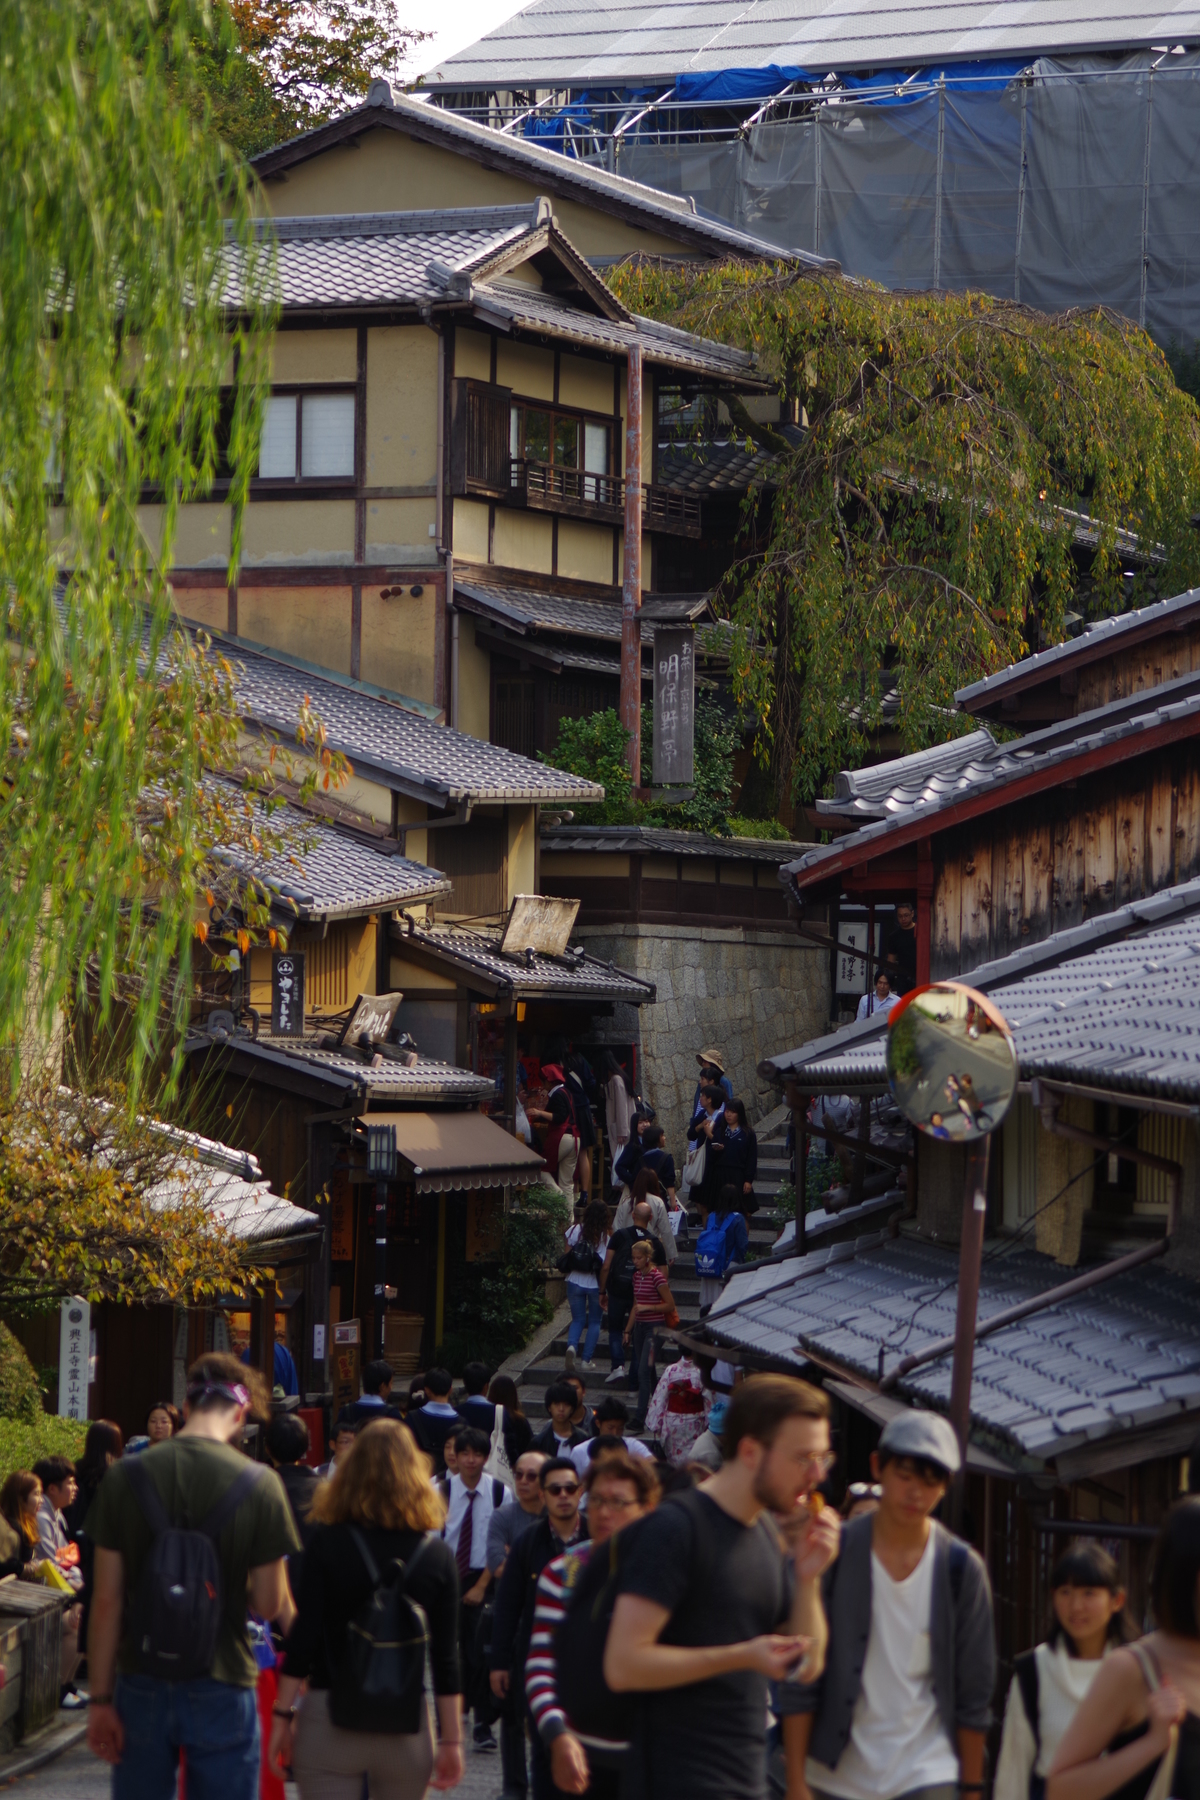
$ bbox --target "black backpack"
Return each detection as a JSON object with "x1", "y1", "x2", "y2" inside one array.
[
  {"x1": 125, "y1": 1453, "x2": 264, "y2": 1681},
  {"x1": 556, "y1": 1515, "x2": 656, "y2": 1742},
  {"x1": 329, "y1": 1529, "x2": 432, "y2": 1734}
]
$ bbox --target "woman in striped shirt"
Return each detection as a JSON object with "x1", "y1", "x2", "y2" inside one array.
[
  {"x1": 525, "y1": 1450, "x2": 661, "y2": 1797},
  {"x1": 623, "y1": 1238, "x2": 677, "y2": 1428}
]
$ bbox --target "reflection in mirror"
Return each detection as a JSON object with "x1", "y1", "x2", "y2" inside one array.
[{"x1": 886, "y1": 983, "x2": 1017, "y2": 1142}]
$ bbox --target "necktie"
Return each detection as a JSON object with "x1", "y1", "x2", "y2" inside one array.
[{"x1": 456, "y1": 1488, "x2": 476, "y2": 1585}]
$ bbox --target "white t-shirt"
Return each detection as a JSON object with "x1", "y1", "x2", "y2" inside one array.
[
  {"x1": 569, "y1": 1435, "x2": 653, "y2": 1477},
  {"x1": 810, "y1": 1535, "x2": 958, "y2": 1800},
  {"x1": 564, "y1": 1223, "x2": 608, "y2": 1291}
]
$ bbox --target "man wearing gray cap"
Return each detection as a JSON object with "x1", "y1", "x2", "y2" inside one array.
[{"x1": 778, "y1": 1410, "x2": 995, "y2": 1800}]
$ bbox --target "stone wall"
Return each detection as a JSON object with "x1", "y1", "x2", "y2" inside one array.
[{"x1": 575, "y1": 922, "x2": 828, "y2": 1154}]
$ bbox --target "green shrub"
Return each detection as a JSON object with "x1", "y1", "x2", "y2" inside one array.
[
  {"x1": 0, "y1": 1322, "x2": 42, "y2": 1423},
  {"x1": 437, "y1": 1184, "x2": 570, "y2": 1371},
  {"x1": 0, "y1": 1414, "x2": 88, "y2": 1479},
  {"x1": 728, "y1": 816, "x2": 791, "y2": 840}
]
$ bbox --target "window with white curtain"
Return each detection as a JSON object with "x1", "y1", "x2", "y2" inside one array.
[
  {"x1": 301, "y1": 393, "x2": 355, "y2": 477},
  {"x1": 257, "y1": 391, "x2": 355, "y2": 480}
]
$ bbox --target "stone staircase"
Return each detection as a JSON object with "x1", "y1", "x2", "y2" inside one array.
[{"x1": 515, "y1": 1103, "x2": 794, "y2": 1437}]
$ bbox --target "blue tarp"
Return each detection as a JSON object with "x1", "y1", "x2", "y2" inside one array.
[{"x1": 670, "y1": 65, "x2": 809, "y2": 104}]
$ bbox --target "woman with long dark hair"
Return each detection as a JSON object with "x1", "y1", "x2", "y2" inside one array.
[
  {"x1": 270, "y1": 1417, "x2": 463, "y2": 1797},
  {"x1": 1049, "y1": 1499, "x2": 1200, "y2": 1800},
  {"x1": 64, "y1": 1418, "x2": 123, "y2": 1647},
  {"x1": 561, "y1": 1199, "x2": 610, "y2": 1373},
  {"x1": 487, "y1": 1373, "x2": 534, "y2": 1463},
  {"x1": 720, "y1": 1098, "x2": 759, "y2": 1211},
  {"x1": 995, "y1": 1541, "x2": 1130, "y2": 1800},
  {"x1": 598, "y1": 1050, "x2": 634, "y2": 1189},
  {"x1": 0, "y1": 1471, "x2": 41, "y2": 1578}
]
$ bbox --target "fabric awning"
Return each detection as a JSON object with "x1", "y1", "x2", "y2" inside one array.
[{"x1": 364, "y1": 1110, "x2": 547, "y2": 1194}]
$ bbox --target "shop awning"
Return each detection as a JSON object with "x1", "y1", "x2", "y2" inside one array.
[{"x1": 364, "y1": 1110, "x2": 548, "y2": 1194}]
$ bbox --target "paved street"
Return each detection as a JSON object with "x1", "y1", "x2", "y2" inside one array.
[{"x1": 5, "y1": 1736, "x2": 507, "y2": 1799}]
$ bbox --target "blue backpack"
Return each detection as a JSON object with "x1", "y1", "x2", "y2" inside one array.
[{"x1": 694, "y1": 1211, "x2": 740, "y2": 1280}]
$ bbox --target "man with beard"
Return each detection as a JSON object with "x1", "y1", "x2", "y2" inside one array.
[{"x1": 604, "y1": 1376, "x2": 841, "y2": 1800}]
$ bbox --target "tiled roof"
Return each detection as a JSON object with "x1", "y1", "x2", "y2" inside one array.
[
  {"x1": 227, "y1": 207, "x2": 761, "y2": 383},
  {"x1": 706, "y1": 1236, "x2": 1200, "y2": 1466},
  {"x1": 398, "y1": 921, "x2": 657, "y2": 1001},
  {"x1": 187, "y1": 1029, "x2": 496, "y2": 1104},
  {"x1": 761, "y1": 873, "x2": 1200, "y2": 1103},
  {"x1": 201, "y1": 631, "x2": 604, "y2": 805},
  {"x1": 454, "y1": 580, "x2": 653, "y2": 646},
  {"x1": 656, "y1": 440, "x2": 776, "y2": 495},
  {"x1": 212, "y1": 781, "x2": 450, "y2": 920},
  {"x1": 140, "y1": 1123, "x2": 317, "y2": 1246},
  {"x1": 956, "y1": 584, "x2": 1200, "y2": 716},
  {"x1": 786, "y1": 669, "x2": 1200, "y2": 882},
  {"x1": 229, "y1": 205, "x2": 547, "y2": 310},
  {"x1": 481, "y1": 277, "x2": 760, "y2": 381},
  {"x1": 541, "y1": 823, "x2": 808, "y2": 862},
  {"x1": 814, "y1": 729, "x2": 996, "y2": 821},
  {"x1": 249, "y1": 90, "x2": 835, "y2": 271}
]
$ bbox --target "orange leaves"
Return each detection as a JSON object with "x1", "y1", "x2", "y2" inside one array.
[{"x1": 194, "y1": 919, "x2": 208, "y2": 944}]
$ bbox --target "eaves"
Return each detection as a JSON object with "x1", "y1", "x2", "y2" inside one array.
[{"x1": 785, "y1": 695, "x2": 1200, "y2": 895}]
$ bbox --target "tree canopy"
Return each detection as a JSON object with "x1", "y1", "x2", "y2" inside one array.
[
  {"x1": 197, "y1": 1, "x2": 426, "y2": 157},
  {"x1": 544, "y1": 695, "x2": 741, "y2": 834},
  {"x1": 1, "y1": 0, "x2": 348, "y2": 1096},
  {"x1": 609, "y1": 261, "x2": 1200, "y2": 805}
]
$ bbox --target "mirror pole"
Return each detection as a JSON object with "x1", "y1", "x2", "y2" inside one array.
[{"x1": 948, "y1": 1136, "x2": 990, "y2": 1530}]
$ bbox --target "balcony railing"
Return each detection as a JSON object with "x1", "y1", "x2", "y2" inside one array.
[{"x1": 512, "y1": 459, "x2": 701, "y2": 538}]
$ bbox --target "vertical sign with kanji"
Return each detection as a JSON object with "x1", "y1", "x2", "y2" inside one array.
[
  {"x1": 652, "y1": 626, "x2": 694, "y2": 787},
  {"x1": 272, "y1": 951, "x2": 305, "y2": 1038},
  {"x1": 58, "y1": 1297, "x2": 90, "y2": 1420}
]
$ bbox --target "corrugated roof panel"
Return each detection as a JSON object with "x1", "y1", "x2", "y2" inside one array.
[{"x1": 431, "y1": 0, "x2": 1200, "y2": 87}]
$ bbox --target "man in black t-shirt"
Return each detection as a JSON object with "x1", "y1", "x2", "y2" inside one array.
[
  {"x1": 604, "y1": 1375, "x2": 841, "y2": 1800},
  {"x1": 883, "y1": 901, "x2": 918, "y2": 995}
]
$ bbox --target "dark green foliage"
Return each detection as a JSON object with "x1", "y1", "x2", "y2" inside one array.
[
  {"x1": 610, "y1": 261, "x2": 1200, "y2": 805},
  {"x1": 0, "y1": 1323, "x2": 42, "y2": 1423},
  {"x1": 436, "y1": 1184, "x2": 569, "y2": 1370},
  {"x1": 543, "y1": 695, "x2": 739, "y2": 835}
]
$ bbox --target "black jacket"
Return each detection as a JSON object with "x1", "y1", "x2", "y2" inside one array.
[
  {"x1": 409, "y1": 1406, "x2": 460, "y2": 1474},
  {"x1": 719, "y1": 1127, "x2": 759, "y2": 1199},
  {"x1": 530, "y1": 1422, "x2": 591, "y2": 1457},
  {"x1": 489, "y1": 1513, "x2": 587, "y2": 1675}
]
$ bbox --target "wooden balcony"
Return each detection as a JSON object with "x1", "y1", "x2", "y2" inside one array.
[{"x1": 513, "y1": 460, "x2": 702, "y2": 538}]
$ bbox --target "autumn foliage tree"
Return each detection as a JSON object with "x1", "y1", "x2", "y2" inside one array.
[
  {"x1": 196, "y1": 0, "x2": 427, "y2": 156},
  {"x1": 609, "y1": 261, "x2": 1200, "y2": 806}
]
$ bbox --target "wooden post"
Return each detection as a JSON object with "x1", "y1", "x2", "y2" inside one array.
[
  {"x1": 435, "y1": 1194, "x2": 447, "y2": 1349},
  {"x1": 503, "y1": 1010, "x2": 520, "y2": 1135},
  {"x1": 949, "y1": 1137, "x2": 991, "y2": 1527},
  {"x1": 622, "y1": 342, "x2": 643, "y2": 786}
]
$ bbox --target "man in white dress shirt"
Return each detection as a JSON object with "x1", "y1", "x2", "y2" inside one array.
[
  {"x1": 856, "y1": 970, "x2": 899, "y2": 1023},
  {"x1": 441, "y1": 1425, "x2": 512, "y2": 1753}
]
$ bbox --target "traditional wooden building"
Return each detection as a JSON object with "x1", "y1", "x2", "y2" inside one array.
[
  {"x1": 786, "y1": 585, "x2": 1200, "y2": 990},
  {"x1": 717, "y1": 877, "x2": 1200, "y2": 1692}
]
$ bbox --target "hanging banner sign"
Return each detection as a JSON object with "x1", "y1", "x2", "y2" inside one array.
[
  {"x1": 272, "y1": 952, "x2": 306, "y2": 1038},
  {"x1": 652, "y1": 626, "x2": 695, "y2": 787},
  {"x1": 58, "y1": 1297, "x2": 91, "y2": 1420}
]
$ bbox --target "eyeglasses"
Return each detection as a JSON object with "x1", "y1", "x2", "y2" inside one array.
[
  {"x1": 805, "y1": 1451, "x2": 836, "y2": 1474},
  {"x1": 589, "y1": 1494, "x2": 639, "y2": 1511},
  {"x1": 846, "y1": 1483, "x2": 883, "y2": 1500},
  {"x1": 544, "y1": 1483, "x2": 580, "y2": 1498}
]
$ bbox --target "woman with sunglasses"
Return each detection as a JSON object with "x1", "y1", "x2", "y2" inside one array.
[
  {"x1": 526, "y1": 1451, "x2": 661, "y2": 1798},
  {"x1": 840, "y1": 1482, "x2": 883, "y2": 1522}
]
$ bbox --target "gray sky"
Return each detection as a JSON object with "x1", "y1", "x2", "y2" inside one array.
[{"x1": 399, "y1": 0, "x2": 531, "y2": 79}]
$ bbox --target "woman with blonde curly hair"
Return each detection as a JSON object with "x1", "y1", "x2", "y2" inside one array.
[{"x1": 269, "y1": 1418, "x2": 464, "y2": 1797}]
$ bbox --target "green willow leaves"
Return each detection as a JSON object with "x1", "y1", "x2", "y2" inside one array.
[
  {"x1": 610, "y1": 263, "x2": 1200, "y2": 804},
  {"x1": 0, "y1": 0, "x2": 281, "y2": 1088}
]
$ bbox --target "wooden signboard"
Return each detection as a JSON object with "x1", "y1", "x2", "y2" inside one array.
[
  {"x1": 652, "y1": 626, "x2": 695, "y2": 787},
  {"x1": 338, "y1": 991, "x2": 403, "y2": 1048},
  {"x1": 466, "y1": 1192, "x2": 504, "y2": 1262},
  {"x1": 332, "y1": 1319, "x2": 361, "y2": 1414},
  {"x1": 499, "y1": 894, "x2": 580, "y2": 958},
  {"x1": 271, "y1": 952, "x2": 305, "y2": 1038}
]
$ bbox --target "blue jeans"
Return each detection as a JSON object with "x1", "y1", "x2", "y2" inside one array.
[
  {"x1": 567, "y1": 1283, "x2": 603, "y2": 1361},
  {"x1": 113, "y1": 1672, "x2": 259, "y2": 1800}
]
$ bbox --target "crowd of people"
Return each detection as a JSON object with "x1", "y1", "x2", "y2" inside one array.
[{"x1": 2, "y1": 1351, "x2": 1200, "y2": 1800}]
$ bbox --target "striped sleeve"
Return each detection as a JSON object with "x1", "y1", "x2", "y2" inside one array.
[{"x1": 524, "y1": 1550, "x2": 577, "y2": 1745}]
